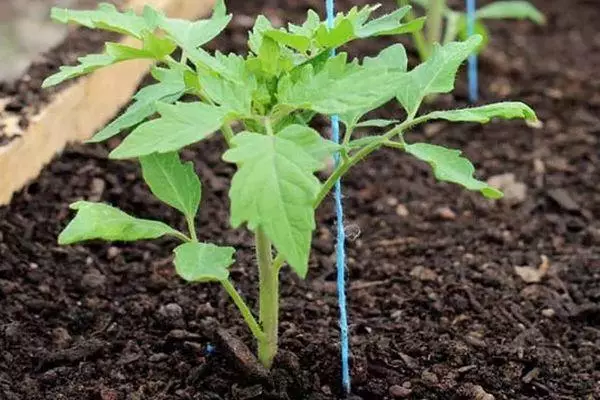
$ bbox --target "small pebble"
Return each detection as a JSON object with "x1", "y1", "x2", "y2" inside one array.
[
  {"x1": 395, "y1": 204, "x2": 409, "y2": 217},
  {"x1": 81, "y1": 268, "x2": 106, "y2": 290},
  {"x1": 435, "y1": 206, "x2": 456, "y2": 220},
  {"x1": 158, "y1": 303, "x2": 183, "y2": 320},
  {"x1": 106, "y1": 246, "x2": 120, "y2": 260},
  {"x1": 52, "y1": 327, "x2": 72, "y2": 348},
  {"x1": 541, "y1": 308, "x2": 555, "y2": 318},
  {"x1": 389, "y1": 384, "x2": 412, "y2": 398},
  {"x1": 410, "y1": 266, "x2": 438, "y2": 282}
]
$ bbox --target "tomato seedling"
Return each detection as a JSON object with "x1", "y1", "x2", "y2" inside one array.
[
  {"x1": 44, "y1": 1, "x2": 537, "y2": 368},
  {"x1": 397, "y1": 0, "x2": 545, "y2": 62}
]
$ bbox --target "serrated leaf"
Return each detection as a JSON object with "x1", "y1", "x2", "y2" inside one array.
[
  {"x1": 42, "y1": 53, "x2": 115, "y2": 88},
  {"x1": 223, "y1": 132, "x2": 324, "y2": 277},
  {"x1": 363, "y1": 43, "x2": 408, "y2": 72},
  {"x1": 58, "y1": 201, "x2": 179, "y2": 244},
  {"x1": 420, "y1": 102, "x2": 537, "y2": 124},
  {"x1": 110, "y1": 102, "x2": 227, "y2": 159},
  {"x1": 158, "y1": 13, "x2": 231, "y2": 51},
  {"x1": 51, "y1": 3, "x2": 148, "y2": 38},
  {"x1": 139, "y1": 152, "x2": 201, "y2": 221},
  {"x1": 173, "y1": 242, "x2": 235, "y2": 282},
  {"x1": 396, "y1": 35, "x2": 482, "y2": 116},
  {"x1": 339, "y1": 45, "x2": 409, "y2": 126},
  {"x1": 477, "y1": 1, "x2": 545, "y2": 24},
  {"x1": 278, "y1": 53, "x2": 404, "y2": 115},
  {"x1": 248, "y1": 15, "x2": 273, "y2": 55},
  {"x1": 42, "y1": 34, "x2": 176, "y2": 88},
  {"x1": 277, "y1": 125, "x2": 340, "y2": 165},
  {"x1": 404, "y1": 143, "x2": 502, "y2": 198},
  {"x1": 358, "y1": 6, "x2": 424, "y2": 37},
  {"x1": 315, "y1": 19, "x2": 355, "y2": 48},
  {"x1": 264, "y1": 30, "x2": 311, "y2": 53},
  {"x1": 90, "y1": 67, "x2": 186, "y2": 142}
]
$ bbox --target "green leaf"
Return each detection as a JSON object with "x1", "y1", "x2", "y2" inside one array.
[
  {"x1": 139, "y1": 152, "x2": 201, "y2": 221},
  {"x1": 51, "y1": 3, "x2": 149, "y2": 38},
  {"x1": 404, "y1": 143, "x2": 502, "y2": 199},
  {"x1": 264, "y1": 30, "x2": 312, "y2": 53},
  {"x1": 42, "y1": 53, "x2": 115, "y2": 88},
  {"x1": 278, "y1": 53, "x2": 404, "y2": 115},
  {"x1": 339, "y1": 45, "x2": 408, "y2": 126},
  {"x1": 420, "y1": 102, "x2": 537, "y2": 124},
  {"x1": 158, "y1": 13, "x2": 231, "y2": 51},
  {"x1": 42, "y1": 35, "x2": 176, "y2": 88},
  {"x1": 363, "y1": 43, "x2": 408, "y2": 72},
  {"x1": 396, "y1": 35, "x2": 482, "y2": 116},
  {"x1": 58, "y1": 201, "x2": 179, "y2": 244},
  {"x1": 252, "y1": 36, "x2": 283, "y2": 77},
  {"x1": 248, "y1": 15, "x2": 274, "y2": 55},
  {"x1": 173, "y1": 242, "x2": 235, "y2": 282},
  {"x1": 90, "y1": 67, "x2": 186, "y2": 142},
  {"x1": 223, "y1": 132, "x2": 324, "y2": 277},
  {"x1": 476, "y1": 1, "x2": 546, "y2": 24},
  {"x1": 315, "y1": 19, "x2": 355, "y2": 48},
  {"x1": 277, "y1": 124, "x2": 340, "y2": 165},
  {"x1": 109, "y1": 102, "x2": 227, "y2": 159},
  {"x1": 212, "y1": 0, "x2": 227, "y2": 19},
  {"x1": 355, "y1": 119, "x2": 399, "y2": 128},
  {"x1": 358, "y1": 6, "x2": 424, "y2": 37}
]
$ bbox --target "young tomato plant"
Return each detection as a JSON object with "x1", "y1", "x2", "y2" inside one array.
[
  {"x1": 398, "y1": 0, "x2": 545, "y2": 61},
  {"x1": 45, "y1": 1, "x2": 537, "y2": 368}
]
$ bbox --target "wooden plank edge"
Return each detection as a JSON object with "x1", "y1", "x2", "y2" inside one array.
[{"x1": 0, "y1": 0, "x2": 216, "y2": 205}]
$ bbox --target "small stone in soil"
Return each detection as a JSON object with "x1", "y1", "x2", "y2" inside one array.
[
  {"x1": 214, "y1": 329, "x2": 269, "y2": 379},
  {"x1": 51, "y1": 327, "x2": 72, "y2": 348},
  {"x1": 410, "y1": 266, "x2": 438, "y2": 282},
  {"x1": 389, "y1": 384, "x2": 412, "y2": 398},
  {"x1": 158, "y1": 303, "x2": 183, "y2": 320},
  {"x1": 80, "y1": 268, "x2": 106, "y2": 290}
]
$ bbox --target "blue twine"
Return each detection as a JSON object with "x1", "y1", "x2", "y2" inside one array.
[
  {"x1": 466, "y1": 0, "x2": 478, "y2": 102},
  {"x1": 205, "y1": 343, "x2": 215, "y2": 355},
  {"x1": 325, "y1": 0, "x2": 351, "y2": 394}
]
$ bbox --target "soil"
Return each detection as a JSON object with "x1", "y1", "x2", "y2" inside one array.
[{"x1": 1, "y1": 0, "x2": 599, "y2": 399}]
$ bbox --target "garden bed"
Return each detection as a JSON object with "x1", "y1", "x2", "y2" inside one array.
[
  {"x1": 0, "y1": 0, "x2": 214, "y2": 205},
  {"x1": 1, "y1": 0, "x2": 599, "y2": 399}
]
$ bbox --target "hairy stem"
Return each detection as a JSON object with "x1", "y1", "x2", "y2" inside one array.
[
  {"x1": 221, "y1": 279, "x2": 264, "y2": 341},
  {"x1": 256, "y1": 228, "x2": 278, "y2": 368},
  {"x1": 186, "y1": 216, "x2": 198, "y2": 242},
  {"x1": 221, "y1": 123, "x2": 234, "y2": 146}
]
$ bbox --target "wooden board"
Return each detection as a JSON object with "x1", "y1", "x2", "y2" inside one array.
[{"x1": 0, "y1": 0, "x2": 215, "y2": 205}]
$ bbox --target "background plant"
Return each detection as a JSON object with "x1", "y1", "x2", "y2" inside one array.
[
  {"x1": 44, "y1": 1, "x2": 537, "y2": 368},
  {"x1": 398, "y1": 0, "x2": 545, "y2": 62}
]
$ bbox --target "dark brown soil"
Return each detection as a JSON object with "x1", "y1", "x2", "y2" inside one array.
[{"x1": 1, "y1": 0, "x2": 599, "y2": 399}]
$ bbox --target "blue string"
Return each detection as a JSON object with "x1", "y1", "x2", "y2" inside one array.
[
  {"x1": 325, "y1": 0, "x2": 351, "y2": 394},
  {"x1": 466, "y1": 0, "x2": 478, "y2": 102}
]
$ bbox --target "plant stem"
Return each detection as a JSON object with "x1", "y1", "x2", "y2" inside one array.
[
  {"x1": 221, "y1": 279, "x2": 265, "y2": 341},
  {"x1": 221, "y1": 123, "x2": 234, "y2": 146},
  {"x1": 256, "y1": 228, "x2": 278, "y2": 368},
  {"x1": 186, "y1": 216, "x2": 198, "y2": 242},
  {"x1": 426, "y1": 0, "x2": 445, "y2": 49},
  {"x1": 397, "y1": 0, "x2": 430, "y2": 61},
  {"x1": 313, "y1": 121, "x2": 410, "y2": 209}
]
